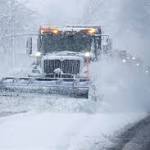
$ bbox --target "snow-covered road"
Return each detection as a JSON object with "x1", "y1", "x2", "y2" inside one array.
[
  {"x1": 0, "y1": 54, "x2": 149, "y2": 150},
  {"x1": 0, "y1": 112, "x2": 146, "y2": 150}
]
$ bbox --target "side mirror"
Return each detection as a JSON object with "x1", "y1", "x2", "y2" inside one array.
[
  {"x1": 37, "y1": 36, "x2": 42, "y2": 51},
  {"x1": 26, "y1": 37, "x2": 32, "y2": 55}
]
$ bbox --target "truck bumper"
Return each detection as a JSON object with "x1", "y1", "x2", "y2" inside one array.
[{"x1": 0, "y1": 77, "x2": 89, "y2": 98}]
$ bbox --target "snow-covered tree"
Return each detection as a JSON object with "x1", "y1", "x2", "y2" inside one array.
[
  {"x1": 0, "y1": 0, "x2": 35, "y2": 53},
  {"x1": 83, "y1": 0, "x2": 150, "y2": 62},
  {"x1": 118, "y1": 0, "x2": 150, "y2": 36},
  {"x1": 117, "y1": 0, "x2": 150, "y2": 61}
]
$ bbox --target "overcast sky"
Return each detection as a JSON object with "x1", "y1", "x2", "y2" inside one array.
[{"x1": 25, "y1": 0, "x2": 86, "y2": 25}]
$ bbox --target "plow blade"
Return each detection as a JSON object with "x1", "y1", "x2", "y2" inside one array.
[{"x1": 0, "y1": 77, "x2": 89, "y2": 98}]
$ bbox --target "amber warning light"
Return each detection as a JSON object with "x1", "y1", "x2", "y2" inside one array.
[
  {"x1": 87, "y1": 28, "x2": 96, "y2": 35},
  {"x1": 40, "y1": 27, "x2": 60, "y2": 35},
  {"x1": 80, "y1": 28, "x2": 97, "y2": 35}
]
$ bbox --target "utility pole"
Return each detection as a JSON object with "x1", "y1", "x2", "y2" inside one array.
[{"x1": 10, "y1": 0, "x2": 15, "y2": 69}]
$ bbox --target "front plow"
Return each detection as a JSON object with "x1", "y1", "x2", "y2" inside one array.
[{"x1": 0, "y1": 77, "x2": 89, "y2": 98}]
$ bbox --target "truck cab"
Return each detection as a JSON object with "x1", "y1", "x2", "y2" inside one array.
[
  {"x1": 26, "y1": 26, "x2": 111, "y2": 98},
  {"x1": 0, "y1": 26, "x2": 111, "y2": 98}
]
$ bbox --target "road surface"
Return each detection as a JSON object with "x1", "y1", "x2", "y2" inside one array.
[{"x1": 108, "y1": 114, "x2": 150, "y2": 150}]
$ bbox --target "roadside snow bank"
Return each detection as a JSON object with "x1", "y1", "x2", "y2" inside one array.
[
  {"x1": 0, "y1": 95, "x2": 101, "y2": 114},
  {"x1": 0, "y1": 112, "x2": 146, "y2": 150}
]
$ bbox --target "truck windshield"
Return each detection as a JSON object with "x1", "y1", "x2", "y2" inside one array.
[{"x1": 40, "y1": 33, "x2": 92, "y2": 53}]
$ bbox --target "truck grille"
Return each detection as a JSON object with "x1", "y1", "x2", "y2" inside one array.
[{"x1": 44, "y1": 59, "x2": 80, "y2": 75}]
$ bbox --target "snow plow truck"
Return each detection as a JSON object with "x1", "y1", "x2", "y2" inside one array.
[{"x1": 0, "y1": 26, "x2": 111, "y2": 98}]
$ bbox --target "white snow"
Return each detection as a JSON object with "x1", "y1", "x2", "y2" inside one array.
[
  {"x1": 0, "y1": 1, "x2": 149, "y2": 149},
  {"x1": 91, "y1": 56, "x2": 150, "y2": 113},
  {"x1": 0, "y1": 50, "x2": 149, "y2": 150},
  {"x1": 0, "y1": 53, "x2": 149, "y2": 150},
  {"x1": 0, "y1": 112, "x2": 146, "y2": 150}
]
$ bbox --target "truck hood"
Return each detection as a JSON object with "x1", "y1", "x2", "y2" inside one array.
[{"x1": 42, "y1": 51, "x2": 85, "y2": 60}]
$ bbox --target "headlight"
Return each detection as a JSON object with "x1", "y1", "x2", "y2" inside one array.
[
  {"x1": 34, "y1": 52, "x2": 41, "y2": 57},
  {"x1": 132, "y1": 56, "x2": 136, "y2": 60},
  {"x1": 145, "y1": 70, "x2": 149, "y2": 74},
  {"x1": 122, "y1": 59, "x2": 126, "y2": 63},
  {"x1": 85, "y1": 52, "x2": 91, "y2": 58}
]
